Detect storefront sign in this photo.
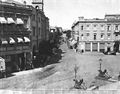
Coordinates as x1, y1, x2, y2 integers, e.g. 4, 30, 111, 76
7, 47, 15, 51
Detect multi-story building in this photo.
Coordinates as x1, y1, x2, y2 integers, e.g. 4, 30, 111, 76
0, 0, 32, 73
72, 15, 120, 52
32, 0, 50, 57
0, 0, 50, 73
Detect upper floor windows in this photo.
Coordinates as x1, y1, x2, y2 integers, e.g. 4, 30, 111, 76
86, 24, 90, 27
94, 24, 97, 27
115, 25, 118, 30
81, 34, 84, 40
93, 33, 97, 40
81, 25, 83, 30
86, 33, 90, 36
107, 33, 111, 39
101, 33, 104, 39
101, 25, 104, 27
107, 25, 111, 31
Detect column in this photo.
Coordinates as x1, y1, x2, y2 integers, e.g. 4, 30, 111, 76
105, 43, 107, 52
98, 42, 100, 52
90, 42, 92, 52
84, 42, 85, 52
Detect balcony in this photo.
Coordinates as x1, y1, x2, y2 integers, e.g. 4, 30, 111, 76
0, 36, 31, 55
0, 44, 31, 55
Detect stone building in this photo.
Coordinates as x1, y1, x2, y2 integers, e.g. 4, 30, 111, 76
31, 0, 50, 58
0, 0, 32, 73
72, 14, 120, 52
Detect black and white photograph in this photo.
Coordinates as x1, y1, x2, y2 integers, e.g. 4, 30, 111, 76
0, 0, 120, 94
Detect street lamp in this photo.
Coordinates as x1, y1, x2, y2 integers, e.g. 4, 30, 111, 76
99, 58, 102, 71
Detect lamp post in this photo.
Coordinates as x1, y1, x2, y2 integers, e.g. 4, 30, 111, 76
99, 58, 102, 71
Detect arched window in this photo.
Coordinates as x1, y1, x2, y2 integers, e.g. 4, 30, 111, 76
35, 6, 39, 9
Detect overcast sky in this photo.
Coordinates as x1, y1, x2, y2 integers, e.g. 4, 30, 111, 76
2, 0, 120, 29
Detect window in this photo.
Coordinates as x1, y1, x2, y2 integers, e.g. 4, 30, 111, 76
94, 24, 97, 27
94, 33, 97, 40
101, 25, 104, 27
33, 27, 36, 36
115, 25, 118, 30
24, 20, 27, 28
87, 24, 89, 27
81, 25, 83, 30
101, 33, 104, 39
107, 33, 111, 39
86, 33, 89, 36
81, 34, 84, 40
33, 15, 35, 21
107, 25, 110, 31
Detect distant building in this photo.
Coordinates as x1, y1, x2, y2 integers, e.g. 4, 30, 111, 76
72, 14, 120, 52
50, 26, 63, 43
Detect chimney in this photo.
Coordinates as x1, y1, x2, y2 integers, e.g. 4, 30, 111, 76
23, 1, 26, 5
78, 16, 84, 21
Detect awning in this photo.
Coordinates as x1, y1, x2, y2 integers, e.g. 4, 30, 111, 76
9, 37, 15, 44
16, 18, 24, 24
17, 37, 23, 43
24, 37, 30, 42
7, 17, 15, 24
1, 38, 8, 44
0, 17, 7, 24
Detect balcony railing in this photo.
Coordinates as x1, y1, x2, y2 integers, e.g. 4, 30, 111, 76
0, 43, 31, 55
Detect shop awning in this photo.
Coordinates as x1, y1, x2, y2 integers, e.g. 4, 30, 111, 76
0, 17, 7, 24
1, 38, 8, 44
9, 37, 15, 44
17, 37, 23, 43
24, 37, 30, 42
7, 17, 15, 24
16, 18, 24, 24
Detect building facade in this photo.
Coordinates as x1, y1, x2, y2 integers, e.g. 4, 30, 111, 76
31, 0, 50, 58
0, 0, 32, 73
72, 15, 120, 52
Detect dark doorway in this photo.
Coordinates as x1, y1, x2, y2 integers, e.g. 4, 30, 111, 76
114, 41, 119, 52
107, 47, 111, 52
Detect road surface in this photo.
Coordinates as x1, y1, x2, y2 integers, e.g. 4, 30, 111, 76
0, 43, 120, 93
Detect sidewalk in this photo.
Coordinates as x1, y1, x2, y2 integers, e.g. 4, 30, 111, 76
12, 68, 43, 76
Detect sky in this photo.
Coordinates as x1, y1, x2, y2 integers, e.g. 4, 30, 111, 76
2, 0, 120, 29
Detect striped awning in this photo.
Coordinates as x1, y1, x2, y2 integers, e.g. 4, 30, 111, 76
9, 37, 15, 44
24, 37, 30, 42
1, 38, 8, 44
0, 17, 7, 24
17, 37, 23, 43
7, 17, 15, 24
16, 18, 24, 24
